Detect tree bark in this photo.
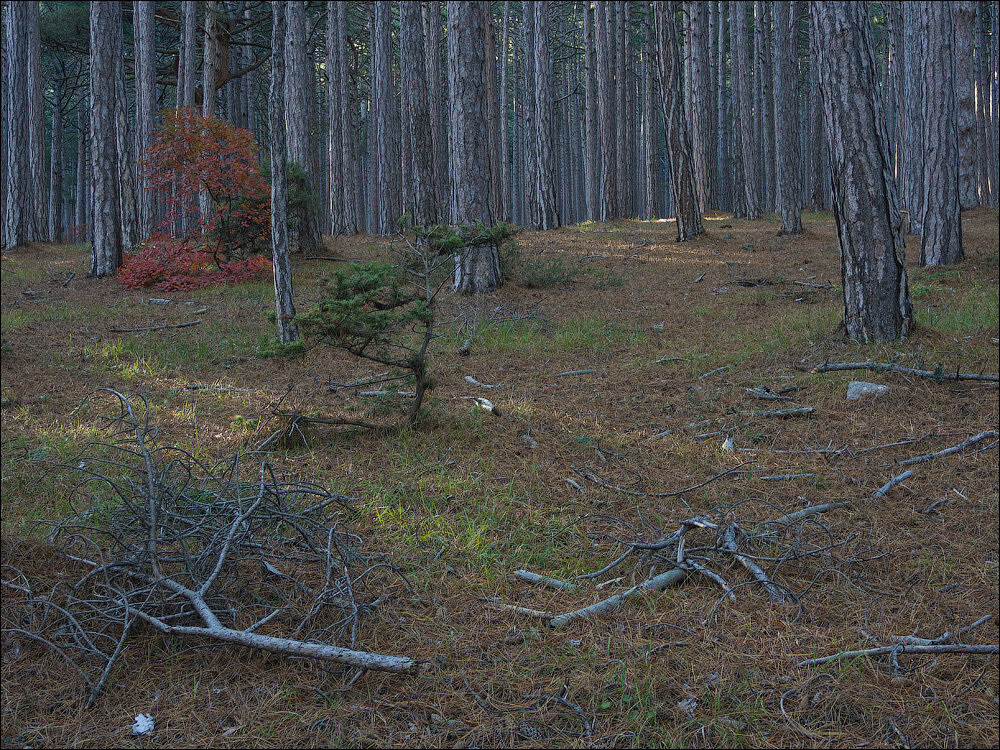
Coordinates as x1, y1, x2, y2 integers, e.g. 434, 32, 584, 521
334, 2, 361, 234
48, 73, 64, 243
584, 0, 600, 220
285, 1, 322, 252
401, 0, 438, 226
902, 1, 924, 233
919, 1, 963, 266
424, 2, 447, 213
269, 3, 298, 344
654, 1, 705, 241
773, 1, 802, 234
954, 1, 978, 209
810, 0, 912, 342
642, 2, 658, 220
595, 1, 617, 221
327, 2, 344, 234
499, 1, 512, 221
448, 0, 501, 294
25, 0, 45, 240
134, 0, 157, 239
180, 2, 198, 108
373, 1, 400, 235
90, 1, 124, 276
733, 1, 760, 218
756, 1, 775, 213
689, 0, 713, 210
533, 1, 559, 229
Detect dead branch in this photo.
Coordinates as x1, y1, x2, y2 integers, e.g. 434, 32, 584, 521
547, 569, 688, 629
893, 430, 998, 467
738, 407, 815, 418
571, 461, 753, 498
804, 360, 999, 383
512, 569, 578, 592
797, 643, 998, 668
109, 320, 202, 333
721, 526, 787, 603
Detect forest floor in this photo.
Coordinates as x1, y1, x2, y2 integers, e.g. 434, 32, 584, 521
1, 209, 998, 749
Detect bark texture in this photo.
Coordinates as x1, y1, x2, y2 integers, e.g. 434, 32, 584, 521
733, 1, 760, 218
654, 1, 705, 241
533, 1, 559, 229
811, 0, 912, 342
448, 0, 501, 294
919, 1, 964, 266
269, 3, 298, 344
773, 0, 802, 234
401, 0, 438, 226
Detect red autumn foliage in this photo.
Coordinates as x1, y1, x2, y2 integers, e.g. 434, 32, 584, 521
118, 236, 272, 291
121, 108, 272, 290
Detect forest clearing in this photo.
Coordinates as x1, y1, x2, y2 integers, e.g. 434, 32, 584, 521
2, 209, 998, 748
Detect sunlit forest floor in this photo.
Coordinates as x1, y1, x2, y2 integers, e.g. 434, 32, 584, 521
2, 209, 998, 748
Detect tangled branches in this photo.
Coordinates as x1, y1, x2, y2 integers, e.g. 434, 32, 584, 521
1, 390, 418, 706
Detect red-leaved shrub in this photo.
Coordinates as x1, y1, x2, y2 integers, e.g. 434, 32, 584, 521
119, 236, 272, 291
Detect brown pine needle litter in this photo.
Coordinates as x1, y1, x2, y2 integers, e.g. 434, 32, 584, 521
3, 210, 998, 747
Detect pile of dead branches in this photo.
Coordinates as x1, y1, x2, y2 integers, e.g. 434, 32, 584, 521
1, 390, 418, 706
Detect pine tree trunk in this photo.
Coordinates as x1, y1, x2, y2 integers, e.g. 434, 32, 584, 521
717, 0, 730, 212
269, 3, 298, 344
448, 0, 501, 294
595, 1, 617, 221
810, 0, 912, 342
89, 1, 123, 276
180, 2, 198, 108
902, 1, 924, 233
584, 0, 600, 221
654, 0, 704, 241
134, 0, 156, 239
285, 1, 322, 252
75, 104, 87, 241
48, 74, 64, 243
954, 1, 978, 209
327, 2, 344, 235
756, 2, 775, 213
373, 1, 399, 235
919, 1, 963, 266
114, 4, 139, 252
773, 1, 802, 234
642, 2, 658, 220
203, 1, 219, 116
26, 1, 45, 240
500, 1, 512, 221
335, 2, 361, 234
689, 1, 713, 210
533, 1, 559, 229
733, 1, 760, 218
401, 0, 438, 226
424, 2, 447, 213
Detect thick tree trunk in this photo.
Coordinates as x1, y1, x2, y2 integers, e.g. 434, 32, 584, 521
733, 1, 760, 218
448, 0, 501, 294
401, 0, 438, 226
654, 1, 704, 241
268, 3, 298, 344
90, 1, 124, 276
773, 1, 802, 234
756, 2, 775, 213
335, 2, 360, 234
203, 1, 219, 116
919, 1, 963, 266
134, 0, 156, 239
114, 3, 139, 252
811, 0, 912, 342
533, 1, 559, 230
595, 1, 617, 221
75, 103, 87, 241
954, 1, 978, 209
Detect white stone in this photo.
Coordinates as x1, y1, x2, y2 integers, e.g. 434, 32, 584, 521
846, 381, 889, 400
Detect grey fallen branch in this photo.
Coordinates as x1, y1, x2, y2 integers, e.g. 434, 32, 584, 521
894, 430, 998, 467
738, 407, 815, 418
512, 569, 578, 592
805, 360, 999, 383
548, 569, 688, 629
745, 387, 793, 402
796, 643, 998, 668
555, 369, 598, 377
721, 526, 787, 603
110, 320, 202, 333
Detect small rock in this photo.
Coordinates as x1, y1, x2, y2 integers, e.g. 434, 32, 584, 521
846, 381, 889, 400
721, 436, 734, 452
131, 714, 154, 735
